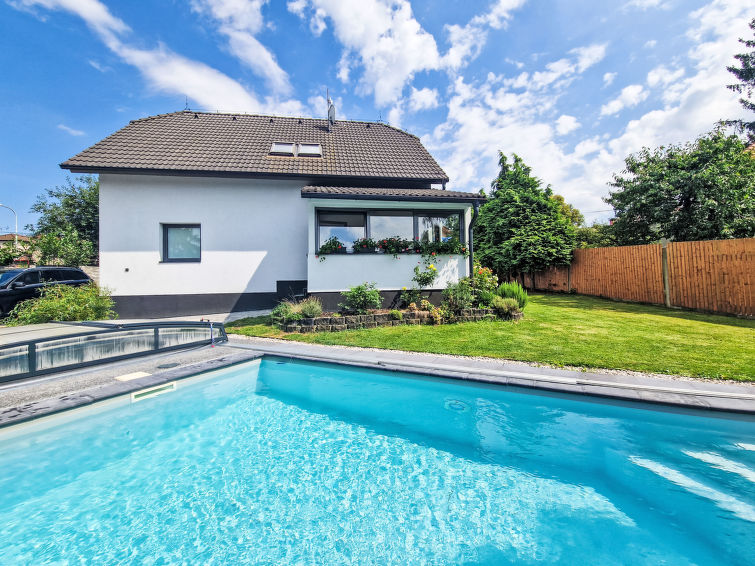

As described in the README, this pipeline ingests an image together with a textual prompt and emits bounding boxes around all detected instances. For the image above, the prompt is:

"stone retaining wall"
[276,308,522,333]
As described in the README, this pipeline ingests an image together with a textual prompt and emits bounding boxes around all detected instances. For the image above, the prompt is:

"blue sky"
[0,0,751,232]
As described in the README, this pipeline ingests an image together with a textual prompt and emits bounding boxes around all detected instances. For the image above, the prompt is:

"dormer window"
[297,143,322,157]
[270,142,295,155]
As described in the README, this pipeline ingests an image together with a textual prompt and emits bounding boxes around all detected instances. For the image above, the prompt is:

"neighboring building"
[61,110,483,318]
[0,234,31,243]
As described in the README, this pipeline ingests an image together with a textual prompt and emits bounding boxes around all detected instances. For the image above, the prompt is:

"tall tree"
[726,18,755,142]
[606,129,755,245]
[551,194,585,227]
[30,175,99,254]
[476,153,575,276]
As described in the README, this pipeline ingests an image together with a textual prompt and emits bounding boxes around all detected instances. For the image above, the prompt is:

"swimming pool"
[0,356,752,564]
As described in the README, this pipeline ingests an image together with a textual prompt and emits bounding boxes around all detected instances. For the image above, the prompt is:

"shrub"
[298,297,323,318]
[389,309,403,320]
[419,299,433,311]
[400,287,421,307]
[492,296,521,318]
[496,281,529,310]
[339,282,382,314]
[470,263,498,295]
[5,283,116,326]
[270,301,295,324]
[407,302,418,311]
[442,278,475,313]
[476,289,496,308]
[412,264,438,288]
[429,306,444,324]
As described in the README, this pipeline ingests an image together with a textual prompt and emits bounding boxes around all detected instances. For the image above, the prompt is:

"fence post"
[661,239,671,308]
[567,265,572,293]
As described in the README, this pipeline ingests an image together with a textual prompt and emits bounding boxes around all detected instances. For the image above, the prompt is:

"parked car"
[0,266,91,317]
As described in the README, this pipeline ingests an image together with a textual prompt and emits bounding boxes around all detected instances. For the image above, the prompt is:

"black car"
[0,266,91,317]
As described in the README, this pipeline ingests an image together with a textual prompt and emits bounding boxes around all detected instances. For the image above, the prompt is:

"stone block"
[315,324,332,332]
[284,324,300,332]
[332,324,347,331]
[300,318,314,326]
[374,313,391,322]
[344,316,359,324]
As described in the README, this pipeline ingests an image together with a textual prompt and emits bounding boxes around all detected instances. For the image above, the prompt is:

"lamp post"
[0,203,18,249]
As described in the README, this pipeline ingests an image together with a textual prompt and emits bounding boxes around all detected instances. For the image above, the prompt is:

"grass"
[226,293,755,381]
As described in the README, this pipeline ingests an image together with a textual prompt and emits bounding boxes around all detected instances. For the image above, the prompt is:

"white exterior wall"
[99,174,309,296]
[306,198,472,292]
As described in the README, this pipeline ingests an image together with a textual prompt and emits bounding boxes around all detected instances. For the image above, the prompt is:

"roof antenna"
[183,96,190,111]
[327,88,336,132]
[377,111,383,123]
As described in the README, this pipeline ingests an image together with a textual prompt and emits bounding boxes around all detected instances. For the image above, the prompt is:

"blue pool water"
[0,357,753,565]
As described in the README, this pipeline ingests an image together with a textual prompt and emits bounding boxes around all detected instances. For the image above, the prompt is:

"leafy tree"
[0,242,15,266]
[30,175,99,254]
[37,227,94,266]
[476,153,575,276]
[575,223,617,248]
[551,194,585,227]
[726,18,755,141]
[606,129,755,244]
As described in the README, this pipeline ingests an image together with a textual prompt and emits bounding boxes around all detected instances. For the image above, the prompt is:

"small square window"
[163,224,201,262]
[297,143,322,157]
[270,142,295,155]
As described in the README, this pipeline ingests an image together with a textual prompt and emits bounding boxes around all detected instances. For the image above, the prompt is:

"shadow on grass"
[531,292,754,329]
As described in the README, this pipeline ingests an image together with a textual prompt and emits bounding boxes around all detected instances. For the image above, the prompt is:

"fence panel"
[517,237,754,317]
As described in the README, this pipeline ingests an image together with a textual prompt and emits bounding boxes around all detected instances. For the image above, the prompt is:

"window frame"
[296,142,322,157]
[315,208,465,250]
[162,223,202,263]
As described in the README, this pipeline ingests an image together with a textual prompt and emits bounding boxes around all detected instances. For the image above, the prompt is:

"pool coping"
[1,340,753,429]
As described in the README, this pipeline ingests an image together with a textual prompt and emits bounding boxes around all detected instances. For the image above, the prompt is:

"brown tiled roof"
[0,234,31,242]
[301,186,484,203]
[61,111,449,183]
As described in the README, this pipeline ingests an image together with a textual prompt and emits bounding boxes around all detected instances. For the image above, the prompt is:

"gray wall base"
[114,292,278,318]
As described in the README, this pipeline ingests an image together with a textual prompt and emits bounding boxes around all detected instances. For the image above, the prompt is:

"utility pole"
[0,203,18,248]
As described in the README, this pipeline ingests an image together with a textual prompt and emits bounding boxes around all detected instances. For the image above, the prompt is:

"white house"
[61,110,484,318]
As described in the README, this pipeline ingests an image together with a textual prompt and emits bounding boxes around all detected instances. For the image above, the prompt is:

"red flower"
[431,252,436,256]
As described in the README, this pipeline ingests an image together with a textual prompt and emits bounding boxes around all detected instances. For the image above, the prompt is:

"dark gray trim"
[113,292,279,318]
[303,192,483,203]
[60,165,448,185]
[161,223,201,263]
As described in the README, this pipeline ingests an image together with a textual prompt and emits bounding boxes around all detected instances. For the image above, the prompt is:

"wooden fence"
[517,238,754,317]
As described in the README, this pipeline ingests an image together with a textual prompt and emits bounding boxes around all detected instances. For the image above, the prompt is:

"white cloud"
[527,43,606,90]
[88,59,109,72]
[190,0,292,94]
[555,115,580,135]
[409,87,439,112]
[387,104,403,128]
[288,0,441,107]
[428,0,752,224]
[12,0,306,114]
[57,123,85,136]
[624,0,669,9]
[644,39,657,48]
[600,84,649,116]
[603,72,617,86]
[442,0,527,71]
[646,65,685,87]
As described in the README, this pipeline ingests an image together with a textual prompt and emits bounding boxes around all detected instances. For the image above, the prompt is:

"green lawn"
[226,294,755,381]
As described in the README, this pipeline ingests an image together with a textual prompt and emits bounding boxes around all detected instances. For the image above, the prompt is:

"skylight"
[297,143,322,157]
[270,142,295,155]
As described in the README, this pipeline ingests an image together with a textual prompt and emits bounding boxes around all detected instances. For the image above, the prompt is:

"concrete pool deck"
[0,335,753,427]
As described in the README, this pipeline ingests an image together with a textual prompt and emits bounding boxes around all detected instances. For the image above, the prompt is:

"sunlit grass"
[226,294,755,381]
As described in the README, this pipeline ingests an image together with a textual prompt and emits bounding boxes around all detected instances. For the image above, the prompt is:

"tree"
[606,129,755,245]
[37,227,94,266]
[575,223,616,248]
[551,194,585,227]
[726,18,755,142]
[30,175,99,254]
[475,153,575,277]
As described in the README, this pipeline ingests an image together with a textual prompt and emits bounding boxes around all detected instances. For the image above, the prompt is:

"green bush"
[298,297,323,318]
[5,283,116,326]
[400,287,422,307]
[496,281,529,310]
[270,301,294,324]
[442,279,475,313]
[412,264,438,288]
[389,309,403,320]
[476,289,496,308]
[492,296,521,318]
[339,282,382,314]
[419,299,433,311]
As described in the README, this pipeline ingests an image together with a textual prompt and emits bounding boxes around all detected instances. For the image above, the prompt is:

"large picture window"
[318,212,366,249]
[316,209,463,250]
[163,224,201,262]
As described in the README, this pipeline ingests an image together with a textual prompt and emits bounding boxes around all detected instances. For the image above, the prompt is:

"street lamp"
[0,203,18,248]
